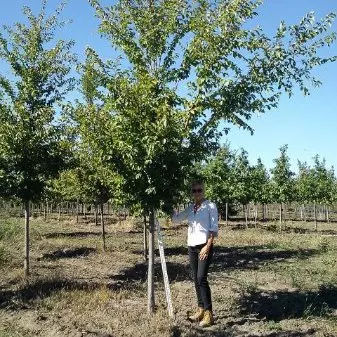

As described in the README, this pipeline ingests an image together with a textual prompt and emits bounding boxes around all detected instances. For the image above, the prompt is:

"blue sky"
[1,0,336,173]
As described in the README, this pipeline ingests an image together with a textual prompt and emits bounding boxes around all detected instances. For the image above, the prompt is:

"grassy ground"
[1,214,337,337]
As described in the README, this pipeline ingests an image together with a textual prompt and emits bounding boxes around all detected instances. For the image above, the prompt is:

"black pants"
[188,243,214,311]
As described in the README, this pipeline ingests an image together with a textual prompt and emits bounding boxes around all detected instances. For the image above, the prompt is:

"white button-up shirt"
[172,200,219,246]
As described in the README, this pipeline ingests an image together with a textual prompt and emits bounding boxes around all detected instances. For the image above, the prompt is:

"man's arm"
[171,205,190,224]
[208,202,219,236]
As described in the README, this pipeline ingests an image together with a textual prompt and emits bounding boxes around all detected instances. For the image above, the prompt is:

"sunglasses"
[192,188,203,193]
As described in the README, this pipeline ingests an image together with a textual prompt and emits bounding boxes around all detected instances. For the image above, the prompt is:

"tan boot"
[188,307,204,322]
[199,310,214,327]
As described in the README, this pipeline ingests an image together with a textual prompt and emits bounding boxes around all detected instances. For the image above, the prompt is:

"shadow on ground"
[227,222,337,236]
[0,278,97,310]
[211,246,317,272]
[133,244,317,268]
[114,245,317,287]
[44,230,143,239]
[38,247,96,260]
[239,284,337,321]
[110,261,190,283]
[43,231,102,239]
[0,276,144,311]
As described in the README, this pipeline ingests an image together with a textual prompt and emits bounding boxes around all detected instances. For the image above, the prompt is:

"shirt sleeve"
[208,202,219,236]
[171,205,190,224]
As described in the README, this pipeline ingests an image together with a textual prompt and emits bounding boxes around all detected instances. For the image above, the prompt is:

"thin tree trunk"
[94,203,98,226]
[143,214,148,261]
[262,203,265,222]
[119,208,122,226]
[58,203,61,222]
[300,204,303,221]
[83,203,87,220]
[101,203,106,251]
[44,202,47,221]
[254,203,257,227]
[244,204,248,228]
[225,202,228,226]
[279,203,283,231]
[76,198,79,224]
[314,201,317,231]
[148,209,155,314]
[24,200,30,277]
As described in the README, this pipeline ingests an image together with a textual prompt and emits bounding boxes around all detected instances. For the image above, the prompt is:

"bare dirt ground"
[1,215,337,337]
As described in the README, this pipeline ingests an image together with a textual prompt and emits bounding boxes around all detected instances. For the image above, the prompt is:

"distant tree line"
[200,144,336,230]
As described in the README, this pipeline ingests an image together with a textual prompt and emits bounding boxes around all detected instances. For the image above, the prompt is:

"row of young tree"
[201,144,336,229]
[1,0,336,312]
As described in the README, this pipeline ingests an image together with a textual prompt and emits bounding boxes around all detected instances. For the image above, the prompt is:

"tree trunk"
[76,198,79,224]
[143,214,148,261]
[244,204,248,228]
[279,203,283,231]
[58,203,61,222]
[44,202,47,221]
[254,204,257,227]
[83,203,87,220]
[225,202,228,226]
[94,203,98,226]
[24,200,30,277]
[101,203,106,251]
[314,201,317,231]
[300,205,303,221]
[262,203,265,222]
[148,209,155,314]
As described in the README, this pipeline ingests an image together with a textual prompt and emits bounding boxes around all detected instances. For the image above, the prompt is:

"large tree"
[0,1,75,276]
[63,47,125,250]
[89,0,336,313]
